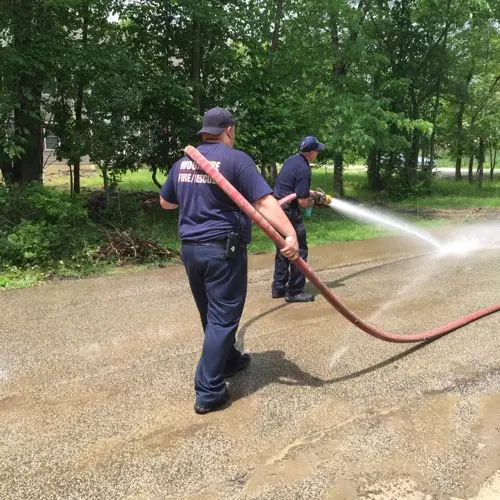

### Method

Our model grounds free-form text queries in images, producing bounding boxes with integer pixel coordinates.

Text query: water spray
[184,146,500,343]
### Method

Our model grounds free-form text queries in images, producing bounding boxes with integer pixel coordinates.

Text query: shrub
[0,184,99,269]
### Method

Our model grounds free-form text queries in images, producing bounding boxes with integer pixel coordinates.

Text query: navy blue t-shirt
[160,143,272,244]
[273,154,311,204]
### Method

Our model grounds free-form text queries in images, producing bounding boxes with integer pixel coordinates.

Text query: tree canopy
[1,0,499,195]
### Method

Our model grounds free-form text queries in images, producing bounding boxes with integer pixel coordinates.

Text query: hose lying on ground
[184,146,500,343]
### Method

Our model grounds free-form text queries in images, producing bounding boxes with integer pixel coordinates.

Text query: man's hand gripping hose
[278,188,332,208]
[185,145,500,343]
[311,188,333,206]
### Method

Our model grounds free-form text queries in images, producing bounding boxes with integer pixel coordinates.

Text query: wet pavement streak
[1,225,500,499]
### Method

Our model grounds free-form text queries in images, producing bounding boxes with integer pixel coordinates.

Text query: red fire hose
[185,146,500,343]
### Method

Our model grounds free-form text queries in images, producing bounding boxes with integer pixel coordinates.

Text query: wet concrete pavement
[1,225,500,499]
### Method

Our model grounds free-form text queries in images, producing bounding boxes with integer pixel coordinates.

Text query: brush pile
[97,228,178,265]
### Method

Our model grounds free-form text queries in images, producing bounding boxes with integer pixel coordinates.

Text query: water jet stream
[328,198,443,250]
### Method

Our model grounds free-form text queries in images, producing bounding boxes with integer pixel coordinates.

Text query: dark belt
[182,239,246,248]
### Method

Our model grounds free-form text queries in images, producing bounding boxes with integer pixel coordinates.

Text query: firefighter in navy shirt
[272,136,325,302]
[160,107,299,414]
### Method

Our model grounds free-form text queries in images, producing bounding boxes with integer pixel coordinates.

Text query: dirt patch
[373,204,500,222]
[43,162,96,182]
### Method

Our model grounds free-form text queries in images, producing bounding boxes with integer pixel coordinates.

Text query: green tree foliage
[0,184,98,268]
[1,0,499,197]
[0,0,68,183]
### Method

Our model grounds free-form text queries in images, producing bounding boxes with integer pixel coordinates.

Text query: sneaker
[194,391,230,415]
[285,292,315,303]
[272,291,285,299]
[223,353,251,378]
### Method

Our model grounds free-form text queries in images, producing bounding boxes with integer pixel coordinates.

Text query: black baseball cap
[299,136,325,152]
[197,107,235,135]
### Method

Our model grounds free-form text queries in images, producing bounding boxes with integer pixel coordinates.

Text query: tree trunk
[13,76,43,184]
[333,152,344,197]
[406,128,419,187]
[329,9,344,196]
[468,156,474,184]
[490,147,497,180]
[420,134,427,172]
[260,164,267,179]
[72,144,81,193]
[367,148,381,191]
[151,166,162,189]
[426,0,452,188]
[69,163,74,195]
[269,161,278,185]
[427,98,440,184]
[329,7,341,76]
[329,0,367,76]
[455,71,473,182]
[404,88,419,187]
[268,0,284,62]
[477,137,485,189]
[455,94,464,181]
[328,2,368,195]
[11,0,44,184]
[102,163,110,205]
[455,155,462,182]
[0,160,14,184]
[191,16,201,114]
[71,1,89,194]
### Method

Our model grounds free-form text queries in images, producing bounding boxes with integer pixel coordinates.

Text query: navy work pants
[181,243,248,406]
[272,205,308,295]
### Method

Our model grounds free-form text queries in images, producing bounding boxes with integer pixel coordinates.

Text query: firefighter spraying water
[184,144,500,345]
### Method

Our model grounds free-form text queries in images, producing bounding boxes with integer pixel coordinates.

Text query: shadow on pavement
[230,341,437,402]
[236,302,291,351]
[231,255,437,402]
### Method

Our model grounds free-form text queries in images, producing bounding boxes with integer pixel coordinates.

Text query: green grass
[435,155,456,169]
[56,164,500,208]
[80,170,167,191]
[94,169,397,254]
[398,177,500,208]
[3,163,493,291]
[435,153,497,170]
[134,205,182,250]
[0,269,46,290]
[100,168,456,256]
[75,166,500,249]
[0,262,120,290]
[42,165,500,259]
[332,168,500,209]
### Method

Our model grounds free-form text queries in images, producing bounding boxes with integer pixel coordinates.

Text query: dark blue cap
[299,136,325,152]
[198,107,235,135]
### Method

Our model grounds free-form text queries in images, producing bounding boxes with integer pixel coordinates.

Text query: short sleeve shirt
[273,154,311,204]
[160,143,272,244]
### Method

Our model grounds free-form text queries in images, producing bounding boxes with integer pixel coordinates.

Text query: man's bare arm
[160,195,178,210]
[252,194,299,260]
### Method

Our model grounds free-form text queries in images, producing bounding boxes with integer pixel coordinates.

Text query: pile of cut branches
[97,227,178,265]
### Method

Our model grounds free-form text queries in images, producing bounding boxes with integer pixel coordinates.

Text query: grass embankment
[69,166,500,254]
[2,165,499,290]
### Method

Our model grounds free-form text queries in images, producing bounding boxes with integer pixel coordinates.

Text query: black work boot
[285,292,315,303]
[223,353,251,378]
[194,391,230,415]
[272,291,285,299]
